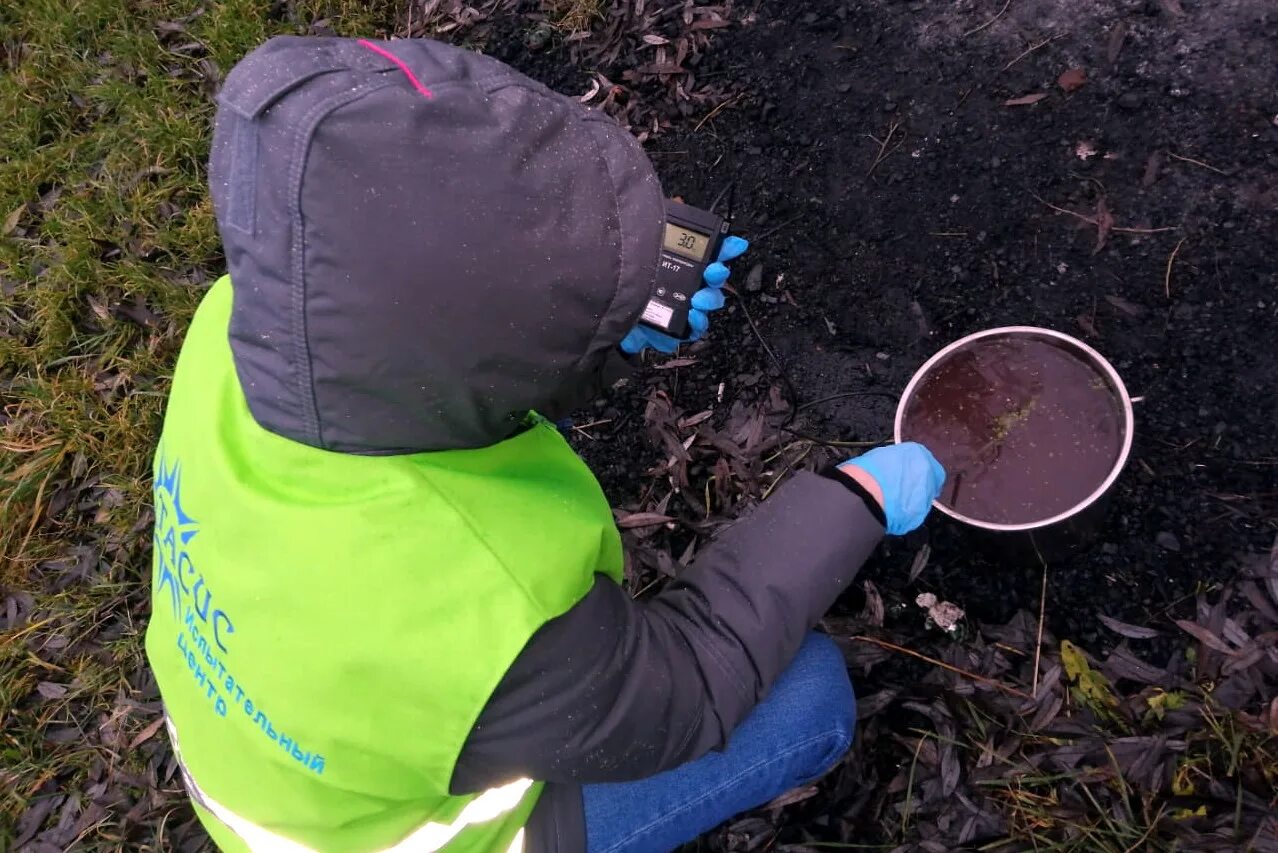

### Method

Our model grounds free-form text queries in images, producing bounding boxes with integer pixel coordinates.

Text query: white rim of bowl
[893,326,1135,532]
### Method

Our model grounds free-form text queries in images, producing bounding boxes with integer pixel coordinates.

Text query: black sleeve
[449,470,884,795]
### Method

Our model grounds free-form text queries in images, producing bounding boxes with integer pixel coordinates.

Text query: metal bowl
[895,327,1134,546]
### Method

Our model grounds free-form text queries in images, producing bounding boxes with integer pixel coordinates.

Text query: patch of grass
[541,0,605,33]
[0,0,399,844]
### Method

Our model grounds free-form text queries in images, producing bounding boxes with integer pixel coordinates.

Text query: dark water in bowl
[900,336,1125,526]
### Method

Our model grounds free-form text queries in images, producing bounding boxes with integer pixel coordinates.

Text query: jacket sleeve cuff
[819,463,888,528]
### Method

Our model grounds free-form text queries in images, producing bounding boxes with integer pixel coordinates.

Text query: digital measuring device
[638,199,730,340]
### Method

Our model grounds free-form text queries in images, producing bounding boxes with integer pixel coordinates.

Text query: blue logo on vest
[154,452,234,653]
[152,450,326,771]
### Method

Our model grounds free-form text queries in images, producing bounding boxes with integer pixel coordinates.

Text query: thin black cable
[795,390,899,412]
[708,180,735,215]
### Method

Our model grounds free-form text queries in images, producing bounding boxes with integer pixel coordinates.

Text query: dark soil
[497,0,1278,652]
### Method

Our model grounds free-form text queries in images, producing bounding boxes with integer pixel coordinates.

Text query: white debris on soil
[1075,140,1099,160]
[916,592,966,633]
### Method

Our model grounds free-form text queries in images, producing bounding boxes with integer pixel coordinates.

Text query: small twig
[900,733,928,838]
[761,443,813,501]
[963,0,1013,37]
[692,95,740,133]
[752,214,802,243]
[866,120,904,177]
[1031,538,1049,698]
[1164,237,1187,299]
[1002,35,1062,71]
[571,418,613,441]
[1121,806,1167,853]
[1113,225,1176,235]
[735,291,782,369]
[1032,193,1177,235]
[1168,151,1228,175]
[1032,193,1096,223]
[631,575,663,599]
[850,635,1033,699]
[994,642,1028,657]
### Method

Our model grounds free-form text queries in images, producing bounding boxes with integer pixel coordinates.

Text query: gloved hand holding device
[619,235,750,355]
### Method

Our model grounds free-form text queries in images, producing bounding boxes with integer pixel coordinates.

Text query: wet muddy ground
[515,0,1278,649]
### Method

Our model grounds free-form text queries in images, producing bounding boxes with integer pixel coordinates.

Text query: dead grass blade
[851,635,1033,700]
[1098,615,1162,640]
[963,0,1013,37]
[1164,237,1186,299]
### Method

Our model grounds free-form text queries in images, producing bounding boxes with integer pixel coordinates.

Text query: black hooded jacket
[208,36,885,852]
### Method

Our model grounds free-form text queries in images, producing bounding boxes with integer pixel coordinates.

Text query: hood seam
[287,77,397,449]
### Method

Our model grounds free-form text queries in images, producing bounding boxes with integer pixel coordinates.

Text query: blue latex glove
[841,442,946,535]
[620,235,750,355]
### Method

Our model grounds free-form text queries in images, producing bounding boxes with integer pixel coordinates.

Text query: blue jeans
[581,633,856,853]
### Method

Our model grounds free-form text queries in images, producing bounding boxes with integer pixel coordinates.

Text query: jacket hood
[208,36,663,453]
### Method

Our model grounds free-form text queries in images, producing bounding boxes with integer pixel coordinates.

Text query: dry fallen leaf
[908,544,931,584]
[1107,21,1128,65]
[1004,92,1048,106]
[3,203,26,236]
[1105,294,1147,317]
[1058,67,1087,92]
[1142,150,1164,187]
[1175,619,1235,654]
[36,681,68,700]
[764,785,818,810]
[1266,535,1278,608]
[615,512,676,529]
[578,77,602,103]
[862,580,885,627]
[1099,614,1161,639]
[1093,196,1114,253]
[1104,645,1170,685]
[677,410,713,429]
[129,715,167,749]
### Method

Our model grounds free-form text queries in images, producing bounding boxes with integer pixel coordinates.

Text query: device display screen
[663,223,712,261]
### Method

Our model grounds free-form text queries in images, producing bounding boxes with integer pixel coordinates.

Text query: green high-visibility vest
[145,277,624,852]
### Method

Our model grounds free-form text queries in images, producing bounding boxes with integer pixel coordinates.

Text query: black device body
[638,199,729,340]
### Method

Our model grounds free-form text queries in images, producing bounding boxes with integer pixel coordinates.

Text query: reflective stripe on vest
[167,719,530,853]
